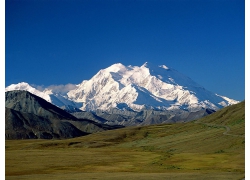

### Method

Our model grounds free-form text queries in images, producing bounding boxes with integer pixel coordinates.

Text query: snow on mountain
[67,62,239,111]
[5,63,239,112]
[5,82,82,110]
[5,82,51,102]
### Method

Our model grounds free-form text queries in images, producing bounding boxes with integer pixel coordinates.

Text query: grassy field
[5,101,245,180]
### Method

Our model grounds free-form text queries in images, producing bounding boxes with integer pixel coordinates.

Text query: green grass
[5,101,245,180]
[6,172,244,180]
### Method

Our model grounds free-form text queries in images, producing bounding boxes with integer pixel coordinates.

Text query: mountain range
[5,62,239,127]
[5,62,238,112]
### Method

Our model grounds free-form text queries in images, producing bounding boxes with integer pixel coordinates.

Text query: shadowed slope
[5,90,78,120]
[5,107,87,139]
[5,90,123,139]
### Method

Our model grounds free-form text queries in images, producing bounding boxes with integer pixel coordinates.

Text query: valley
[5,101,245,180]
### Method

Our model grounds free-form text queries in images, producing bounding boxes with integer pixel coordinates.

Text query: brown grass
[5,101,245,179]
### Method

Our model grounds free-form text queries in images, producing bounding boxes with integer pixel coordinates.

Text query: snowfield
[5,62,239,112]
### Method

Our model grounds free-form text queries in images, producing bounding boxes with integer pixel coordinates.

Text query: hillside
[5,90,123,139]
[5,90,78,120]
[6,101,245,179]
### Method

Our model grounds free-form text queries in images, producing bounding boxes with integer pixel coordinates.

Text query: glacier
[5,62,239,112]
[67,62,238,111]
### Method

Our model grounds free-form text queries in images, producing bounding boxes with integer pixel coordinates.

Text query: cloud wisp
[32,84,77,94]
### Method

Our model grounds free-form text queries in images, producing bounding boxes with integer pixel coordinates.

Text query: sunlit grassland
[5,101,245,180]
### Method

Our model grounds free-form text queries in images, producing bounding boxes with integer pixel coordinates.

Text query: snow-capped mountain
[5,62,239,112]
[67,62,238,111]
[5,82,82,111]
[5,82,51,102]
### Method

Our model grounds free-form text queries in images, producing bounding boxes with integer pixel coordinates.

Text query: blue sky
[5,0,245,101]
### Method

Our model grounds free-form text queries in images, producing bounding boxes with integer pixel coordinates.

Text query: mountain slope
[5,90,123,139]
[5,82,82,112]
[5,63,238,112]
[196,100,245,136]
[5,107,87,139]
[5,90,78,120]
[67,62,238,111]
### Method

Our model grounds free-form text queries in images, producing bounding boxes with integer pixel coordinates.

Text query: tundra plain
[5,101,245,180]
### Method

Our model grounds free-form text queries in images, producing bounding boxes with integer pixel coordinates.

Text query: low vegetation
[5,101,245,180]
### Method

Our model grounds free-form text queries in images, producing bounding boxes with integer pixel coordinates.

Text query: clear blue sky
[5,0,245,101]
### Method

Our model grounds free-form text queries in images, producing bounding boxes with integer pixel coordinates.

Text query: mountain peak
[5,82,52,103]
[141,62,149,67]
[5,82,31,91]
[141,61,157,68]
[105,63,127,73]
[6,62,239,113]
[67,62,239,111]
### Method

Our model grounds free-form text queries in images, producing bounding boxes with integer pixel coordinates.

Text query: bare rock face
[5,90,78,120]
[5,90,122,139]
[5,107,88,139]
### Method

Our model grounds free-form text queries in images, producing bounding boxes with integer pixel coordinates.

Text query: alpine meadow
[6,101,245,180]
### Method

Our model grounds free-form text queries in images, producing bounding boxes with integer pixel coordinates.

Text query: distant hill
[5,90,123,139]
[70,107,215,126]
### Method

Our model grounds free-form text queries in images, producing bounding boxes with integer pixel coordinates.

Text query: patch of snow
[5,82,51,102]
[157,75,163,79]
[159,65,169,70]
[216,94,239,106]
[218,101,227,107]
